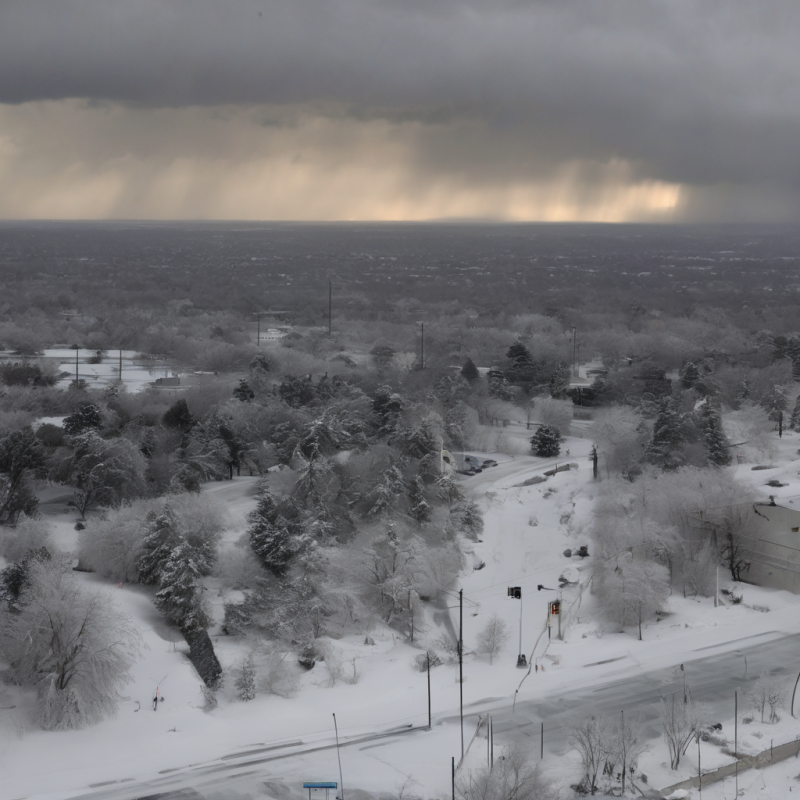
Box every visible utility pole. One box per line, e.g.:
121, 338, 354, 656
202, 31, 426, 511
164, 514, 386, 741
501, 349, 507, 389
681, 663, 687, 704
427, 652, 432, 730
119, 349, 123, 383
735, 690, 739, 796
420, 322, 425, 369
332, 713, 345, 800
74, 345, 79, 385
253, 312, 262, 347
459, 588, 464, 760
572, 326, 578, 377
329, 279, 332, 337
451, 756, 455, 800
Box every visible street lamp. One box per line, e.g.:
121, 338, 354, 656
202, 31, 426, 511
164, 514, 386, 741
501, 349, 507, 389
507, 587, 526, 667
538, 585, 563, 640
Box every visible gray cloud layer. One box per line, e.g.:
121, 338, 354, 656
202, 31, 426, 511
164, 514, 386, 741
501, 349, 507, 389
2, 1, 800, 219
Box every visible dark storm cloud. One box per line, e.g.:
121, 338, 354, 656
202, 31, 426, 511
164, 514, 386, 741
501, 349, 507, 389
2, 1, 800, 219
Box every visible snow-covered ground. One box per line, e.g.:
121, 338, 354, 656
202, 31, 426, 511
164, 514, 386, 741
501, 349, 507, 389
4, 423, 800, 799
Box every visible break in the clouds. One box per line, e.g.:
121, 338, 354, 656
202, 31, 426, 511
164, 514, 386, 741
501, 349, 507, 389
1, 1, 799, 221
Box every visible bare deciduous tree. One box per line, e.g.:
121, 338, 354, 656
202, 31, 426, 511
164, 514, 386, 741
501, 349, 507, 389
456, 742, 558, 800
0, 558, 140, 730
568, 713, 610, 794
476, 613, 509, 665
661, 693, 708, 770
747, 674, 787, 723
608, 712, 649, 796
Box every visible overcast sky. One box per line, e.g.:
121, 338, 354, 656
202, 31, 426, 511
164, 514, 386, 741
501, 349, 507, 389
1, 1, 798, 221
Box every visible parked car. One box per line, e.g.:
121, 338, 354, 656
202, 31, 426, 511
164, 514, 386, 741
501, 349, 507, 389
482, 459, 498, 468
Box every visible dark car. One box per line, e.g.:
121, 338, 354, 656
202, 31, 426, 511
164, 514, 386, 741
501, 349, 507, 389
482, 459, 498, 468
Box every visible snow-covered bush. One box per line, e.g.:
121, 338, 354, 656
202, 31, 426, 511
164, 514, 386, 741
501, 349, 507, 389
0, 514, 52, 562
0, 557, 140, 730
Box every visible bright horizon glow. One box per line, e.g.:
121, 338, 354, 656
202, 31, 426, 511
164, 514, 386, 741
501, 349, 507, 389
0, 100, 682, 223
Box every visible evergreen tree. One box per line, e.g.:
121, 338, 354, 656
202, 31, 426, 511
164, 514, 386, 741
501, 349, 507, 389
790, 395, 800, 432
461, 358, 480, 383
63, 404, 101, 436
162, 399, 195, 431
701, 403, 732, 467
138, 507, 180, 585
408, 475, 432, 525
645, 398, 684, 469
372, 386, 405, 436
487, 370, 514, 401
248, 492, 296, 577
234, 655, 257, 701
759, 385, 787, 424
506, 341, 533, 366
369, 463, 406, 518
549, 362, 570, 399
437, 471, 464, 507
154, 539, 210, 632
679, 361, 700, 389
530, 425, 562, 457
233, 379, 255, 402
452, 499, 484, 540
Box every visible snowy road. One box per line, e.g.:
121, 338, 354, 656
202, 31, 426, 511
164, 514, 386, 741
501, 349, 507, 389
58, 631, 800, 800
458, 630, 800, 757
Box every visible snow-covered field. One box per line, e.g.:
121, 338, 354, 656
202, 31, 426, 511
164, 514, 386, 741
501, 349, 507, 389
4, 423, 800, 799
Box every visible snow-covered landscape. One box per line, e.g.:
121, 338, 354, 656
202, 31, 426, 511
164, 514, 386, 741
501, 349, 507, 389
4, 407, 800, 800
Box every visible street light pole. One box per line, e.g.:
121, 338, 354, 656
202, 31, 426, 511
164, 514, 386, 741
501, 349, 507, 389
508, 587, 525, 667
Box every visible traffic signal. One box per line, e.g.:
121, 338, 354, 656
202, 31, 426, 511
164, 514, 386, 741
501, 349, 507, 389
507, 586, 522, 599
549, 600, 561, 616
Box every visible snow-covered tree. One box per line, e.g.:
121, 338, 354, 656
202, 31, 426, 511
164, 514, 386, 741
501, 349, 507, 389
408, 475, 432, 525
368, 462, 406, 518
592, 551, 670, 638
679, 360, 700, 389
461, 357, 480, 383
452, 499, 484, 540
62, 403, 101, 436
436, 471, 464, 507
456, 742, 557, 800
138, 506, 180, 585
234, 654, 257, 701
0, 558, 139, 730
747, 674, 787, 723
701, 402, 731, 467
0, 513, 51, 562
645, 398, 683, 469
476, 614, 509, 664
0, 427, 44, 524
154, 539, 210, 632
67, 430, 147, 518
590, 406, 647, 475
661, 693, 708, 770
535, 397, 573, 434
530, 425, 562, 457
248, 491, 297, 577
548, 362, 570, 399
568, 713, 611, 794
